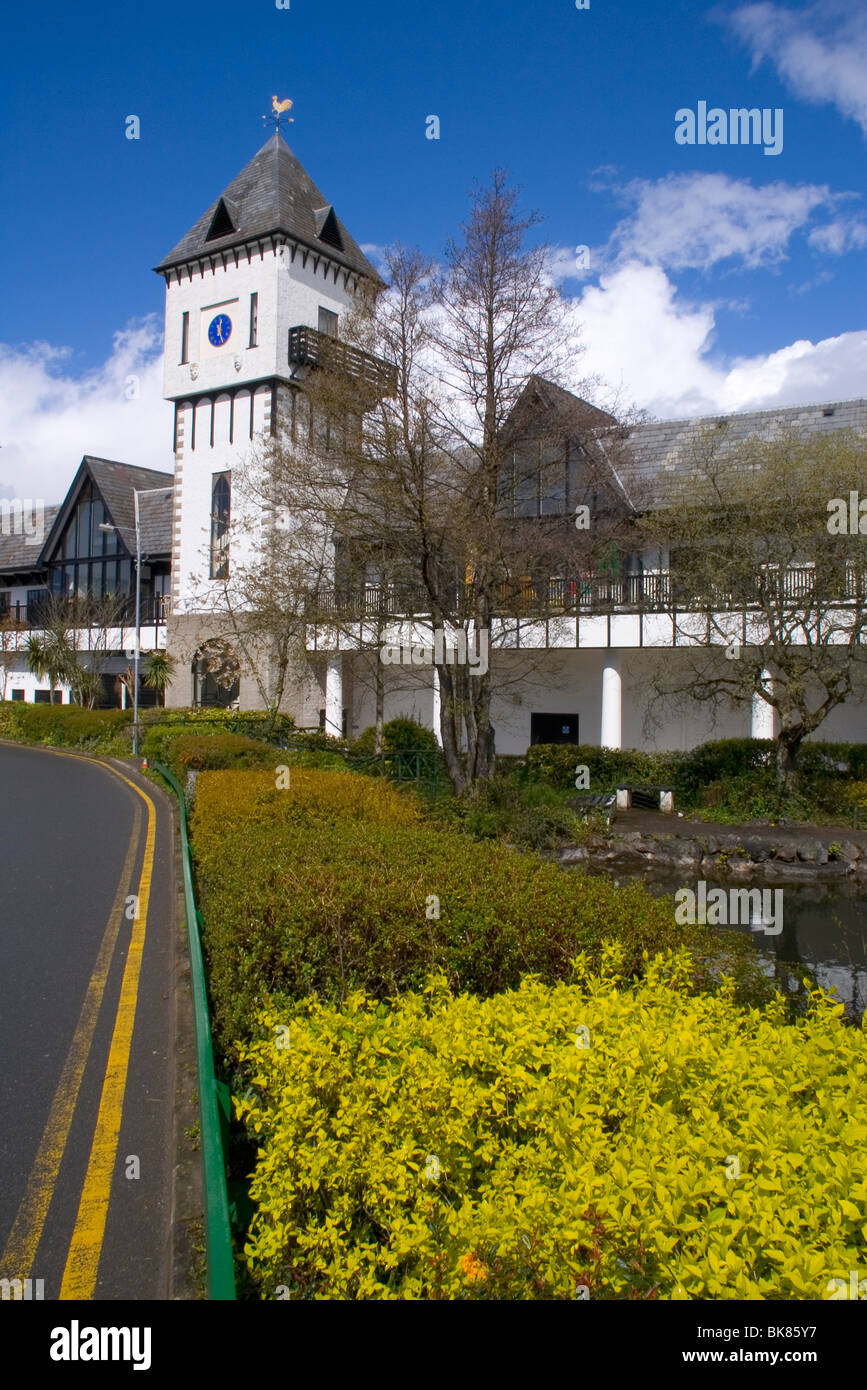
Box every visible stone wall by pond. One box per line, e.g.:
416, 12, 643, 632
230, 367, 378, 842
557, 828, 867, 882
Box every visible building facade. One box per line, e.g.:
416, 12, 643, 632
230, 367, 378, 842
3, 131, 866, 752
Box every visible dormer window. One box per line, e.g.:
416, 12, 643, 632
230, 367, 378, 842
314, 206, 343, 252
205, 198, 235, 241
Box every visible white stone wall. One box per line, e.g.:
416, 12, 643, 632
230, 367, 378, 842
163, 241, 360, 616
163, 242, 357, 403
320, 645, 867, 755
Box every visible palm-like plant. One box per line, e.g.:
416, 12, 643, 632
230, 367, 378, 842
24, 631, 76, 704
143, 650, 177, 705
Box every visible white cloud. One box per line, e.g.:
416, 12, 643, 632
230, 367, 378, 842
1, 281, 864, 513
601, 172, 853, 273
807, 216, 867, 255
569, 261, 867, 418
728, 2, 867, 136
0, 318, 174, 503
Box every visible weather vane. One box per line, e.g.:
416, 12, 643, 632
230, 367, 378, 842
263, 95, 294, 132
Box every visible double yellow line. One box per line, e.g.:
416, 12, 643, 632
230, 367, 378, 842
0, 750, 156, 1300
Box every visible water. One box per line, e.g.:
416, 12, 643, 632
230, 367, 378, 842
586, 865, 867, 1020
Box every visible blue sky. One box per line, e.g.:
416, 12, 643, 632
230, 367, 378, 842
1, 0, 865, 499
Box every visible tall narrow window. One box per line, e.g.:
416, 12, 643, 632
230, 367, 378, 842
318, 307, 338, 338
210, 473, 231, 579
180, 311, 190, 364
249, 293, 258, 348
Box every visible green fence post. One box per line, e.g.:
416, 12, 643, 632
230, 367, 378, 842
153, 763, 236, 1300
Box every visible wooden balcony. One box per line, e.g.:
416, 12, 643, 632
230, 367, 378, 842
310, 565, 867, 622
288, 325, 397, 394
0, 593, 171, 630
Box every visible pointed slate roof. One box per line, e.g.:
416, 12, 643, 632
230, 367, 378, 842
39, 458, 174, 565
502, 376, 617, 446
155, 132, 382, 283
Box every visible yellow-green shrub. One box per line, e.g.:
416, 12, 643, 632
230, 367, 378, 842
161, 732, 279, 776
190, 770, 749, 1046
235, 949, 867, 1301
0, 700, 132, 750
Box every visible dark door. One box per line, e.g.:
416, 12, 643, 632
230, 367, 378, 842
530, 713, 579, 745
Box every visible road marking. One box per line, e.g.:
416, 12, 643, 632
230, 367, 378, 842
0, 755, 142, 1283
59, 763, 156, 1300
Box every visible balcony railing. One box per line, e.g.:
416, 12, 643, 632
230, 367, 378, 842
0, 594, 171, 630
288, 325, 397, 394
310, 565, 867, 622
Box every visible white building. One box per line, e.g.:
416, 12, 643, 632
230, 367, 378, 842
4, 130, 866, 753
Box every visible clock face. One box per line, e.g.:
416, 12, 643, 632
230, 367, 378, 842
208, 313, 232, 347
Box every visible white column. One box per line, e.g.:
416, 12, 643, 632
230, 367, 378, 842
325, 655, 343, 738
432, 665, 443, 747
601, 660, 622, 750
751, 670, 775, 739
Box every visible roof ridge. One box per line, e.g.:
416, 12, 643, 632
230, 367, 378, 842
630, 398, 867, 432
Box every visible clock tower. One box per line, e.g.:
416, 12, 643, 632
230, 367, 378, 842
154, 129, 384, 706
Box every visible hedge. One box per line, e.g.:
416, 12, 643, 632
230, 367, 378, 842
190, 768, 761, 1048
523, 737, 867, 803
235, 950, 867, 1300
158, 732, 282, 778
523, 742, 683, 790
350, 717, 441, 757
0, 700, 133, 751
0, 701, 303, 756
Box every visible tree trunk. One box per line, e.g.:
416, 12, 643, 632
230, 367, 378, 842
436, 661, 466, 795
775, 727, 804, 795
374, 656, 384, 756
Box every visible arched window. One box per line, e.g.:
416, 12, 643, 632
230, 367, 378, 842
192, 639, 240, 708
210, 473, 231, 579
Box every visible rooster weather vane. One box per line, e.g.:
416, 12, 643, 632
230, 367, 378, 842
263, 95, 295, 132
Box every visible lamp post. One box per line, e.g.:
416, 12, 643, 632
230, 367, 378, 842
99, 486, 166, 759
133, 488, 142, 757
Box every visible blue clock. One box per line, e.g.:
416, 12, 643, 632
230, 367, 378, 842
208, 313, 232, 347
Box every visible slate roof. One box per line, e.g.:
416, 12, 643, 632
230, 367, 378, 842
0, 506, 59, 577
502, 375, 616, 445
155, 132, 382, 283
36, 457, 174, 566
79, 458, 174, 558
621, 399, 867, 507
136, 486, 174, 557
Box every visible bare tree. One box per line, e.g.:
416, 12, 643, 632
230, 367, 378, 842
221, 176, 640, 790
296, 188, 623, 792
639, 423, 867, 789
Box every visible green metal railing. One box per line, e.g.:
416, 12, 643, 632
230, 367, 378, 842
153, 762, 236, 1300
347, 748, 447, 787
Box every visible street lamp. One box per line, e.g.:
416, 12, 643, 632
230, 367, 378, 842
99, 486, 165, 759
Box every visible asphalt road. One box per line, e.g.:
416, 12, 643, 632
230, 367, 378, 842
0, 743, 176, 1301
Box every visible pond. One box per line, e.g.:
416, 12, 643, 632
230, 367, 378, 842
583, 864, 867, 1021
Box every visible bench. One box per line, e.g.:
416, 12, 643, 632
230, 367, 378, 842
572, 791, 617, 810
615, 784, 676, 814
571, 790, 617, 827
